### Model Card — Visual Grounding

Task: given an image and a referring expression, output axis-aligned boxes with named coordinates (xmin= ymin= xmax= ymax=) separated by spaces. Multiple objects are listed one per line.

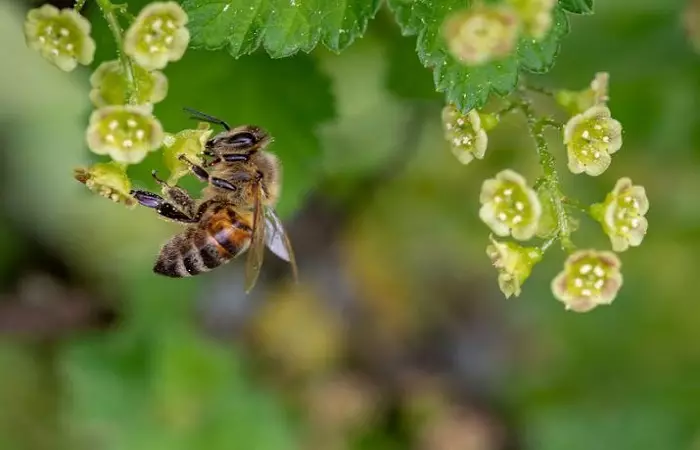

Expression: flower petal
xmin=583 ymin=151 xmax=611 ymax=176
xmin=627 ymin=216 xmax=648 ymax=246
xmin=479 ymin=204 xmax=510 ymax=236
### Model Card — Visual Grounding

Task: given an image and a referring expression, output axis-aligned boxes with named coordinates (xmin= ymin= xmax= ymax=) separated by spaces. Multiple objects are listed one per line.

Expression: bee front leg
xmin=130 ymin=189 xmax=197 ymax=223
xmin=178 ymin=155 xmax=240 ymax=192
xmin=178 ymin=154 xmax=210 ymax=182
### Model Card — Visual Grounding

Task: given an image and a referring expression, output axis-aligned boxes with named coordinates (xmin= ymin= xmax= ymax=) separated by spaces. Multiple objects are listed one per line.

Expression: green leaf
xmin=559 ymin=0 xmax=594 ymax=15
xmin=182 ymin=0 xmax=382 ymax=58
xmin=387 ymin=1 xmax=570 ymax=111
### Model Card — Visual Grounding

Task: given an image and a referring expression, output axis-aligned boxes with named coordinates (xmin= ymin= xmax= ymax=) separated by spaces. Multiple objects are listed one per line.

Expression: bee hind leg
xmin=130 ymin=189 xmax=197 ymax=223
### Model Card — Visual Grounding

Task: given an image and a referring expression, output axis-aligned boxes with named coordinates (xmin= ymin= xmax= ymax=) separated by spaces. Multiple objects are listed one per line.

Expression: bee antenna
xmin=183 ymin=107 xmax=231 ymax=131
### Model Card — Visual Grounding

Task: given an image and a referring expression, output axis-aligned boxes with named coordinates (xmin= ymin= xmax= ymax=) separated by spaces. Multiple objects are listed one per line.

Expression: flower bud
xmin=487 ymin=236 xmax=543 ymax=298
xmin=555 ymin=72 xmax=609 ymax=116
xmin=74 ymin=161 xmax=136 ymax=207
xmin=162 ymin=123 xmax=213 ymax=184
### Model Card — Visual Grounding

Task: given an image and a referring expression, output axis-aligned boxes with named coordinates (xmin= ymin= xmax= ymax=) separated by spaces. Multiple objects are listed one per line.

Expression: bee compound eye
xmin=227 ymin=132 xmax=256 ymax=148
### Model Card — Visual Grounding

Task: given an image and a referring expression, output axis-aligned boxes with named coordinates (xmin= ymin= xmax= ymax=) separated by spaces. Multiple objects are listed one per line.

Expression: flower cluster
xmin=459 ymin=72 xmax=648 ymax=312
xmin=25 ymin=1 xmax=198 ymax=207
xmin=441 ymin=0 xmax=556 ymax=66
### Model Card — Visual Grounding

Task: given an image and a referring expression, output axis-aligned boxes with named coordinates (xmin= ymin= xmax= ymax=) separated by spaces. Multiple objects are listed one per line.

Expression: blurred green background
xmin=1 ymin=0 xmax=700 ymax=449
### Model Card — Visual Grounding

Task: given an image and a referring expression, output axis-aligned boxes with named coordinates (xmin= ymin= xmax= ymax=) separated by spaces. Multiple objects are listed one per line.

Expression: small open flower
xmin=563 ymin=105 xmax=622 ymax=176
xmin=124 ymin=1 xmax=190 ymax=70
xmin=162 ymin=123 xmax=213 ymax=184
xmin=555 ymin=72 xmax=610 ymax=116
xmin=507 ymin=0 xmax=556 ymax=40
xmin=90 ymin=60 xmax=168 ymax=109
xmin=74 ymin=161 xmax=136 ymax=207
xmin=487 ymin=236 xmax=543 ymax=298
xmin=86 ymin=105 xmax=164 ymax=164
xmin=591 ymin=177 xmax=649 ymax=252
xmin=552 ymin=249 xmax=623 ymax=312
xmin=442 ymin=5 xmax=519 ymax=65
xmin=441 ymin=104 xmax=488 ymax=165
xmin=479 ymin=169 xmax=542 ymax=240
xmin=24 ymin=4 xmax=96 ymax=72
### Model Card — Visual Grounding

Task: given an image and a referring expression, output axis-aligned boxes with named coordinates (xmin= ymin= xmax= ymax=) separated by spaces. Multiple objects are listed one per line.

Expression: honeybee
xmin=130 ymin=108 xmax=298 ymax=293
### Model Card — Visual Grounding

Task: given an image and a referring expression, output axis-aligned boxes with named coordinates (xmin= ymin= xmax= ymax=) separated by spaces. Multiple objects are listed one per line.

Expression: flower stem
xmin=74 ymin=0 xmax=88 ymax=12
xmin=95 ymin=0 xmax=138 ymax=104
xmin=517 ymin=92 xmax=575 ymax=252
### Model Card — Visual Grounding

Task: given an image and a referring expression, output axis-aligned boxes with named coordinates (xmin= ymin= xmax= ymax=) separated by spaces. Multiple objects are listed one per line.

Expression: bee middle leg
xmin=178 ymin=155 xmax=238 ymax=192
xmin=151 ymin=170 xmax=197 ymax=217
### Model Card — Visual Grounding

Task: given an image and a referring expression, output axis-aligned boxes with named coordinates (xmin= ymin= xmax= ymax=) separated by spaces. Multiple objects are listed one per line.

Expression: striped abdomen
xmin=153 ymin=208 xmax=252 ymax=278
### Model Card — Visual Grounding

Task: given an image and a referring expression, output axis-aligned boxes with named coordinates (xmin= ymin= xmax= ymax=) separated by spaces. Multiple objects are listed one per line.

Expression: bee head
xmin=182 ymin=107 xmax=272 ymax=159
xmin=203 ymin=125 xmax=272 ymax=157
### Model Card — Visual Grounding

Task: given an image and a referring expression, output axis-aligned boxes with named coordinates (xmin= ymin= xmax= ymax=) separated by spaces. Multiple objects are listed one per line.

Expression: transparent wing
xmin=244 ymin=181 xmax=265 ymax=293
xmin=264 ymin=207 xmax=299 ymax=283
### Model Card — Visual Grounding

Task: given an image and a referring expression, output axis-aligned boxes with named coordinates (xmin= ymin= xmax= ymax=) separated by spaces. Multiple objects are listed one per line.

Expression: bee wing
xmin=264 ymin=207 xmax=299 ymax=283
xmin=244 ymin=180 xmax=266 ymax=293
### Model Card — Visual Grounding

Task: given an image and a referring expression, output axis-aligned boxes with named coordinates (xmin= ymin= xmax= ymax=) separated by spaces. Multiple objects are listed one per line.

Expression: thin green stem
xmin=516 ymin=93 xmax=575 ymax=252
xmin=539 ymin=234 xmax=558 ymax=252
xmin=494 ymin=101 xmax=519 ymax=119
xmin=562 ymin=196 xmax=591 ymax=216
xmin=522 ymin=82 xmax=556 ymax=98
xmin=113 ymin=3 xmax=136 ymax=21
xmin=74 ymin=0 xmax=88 ymax=12
xmin=95 ymin=0 xmax=138 ymax=104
